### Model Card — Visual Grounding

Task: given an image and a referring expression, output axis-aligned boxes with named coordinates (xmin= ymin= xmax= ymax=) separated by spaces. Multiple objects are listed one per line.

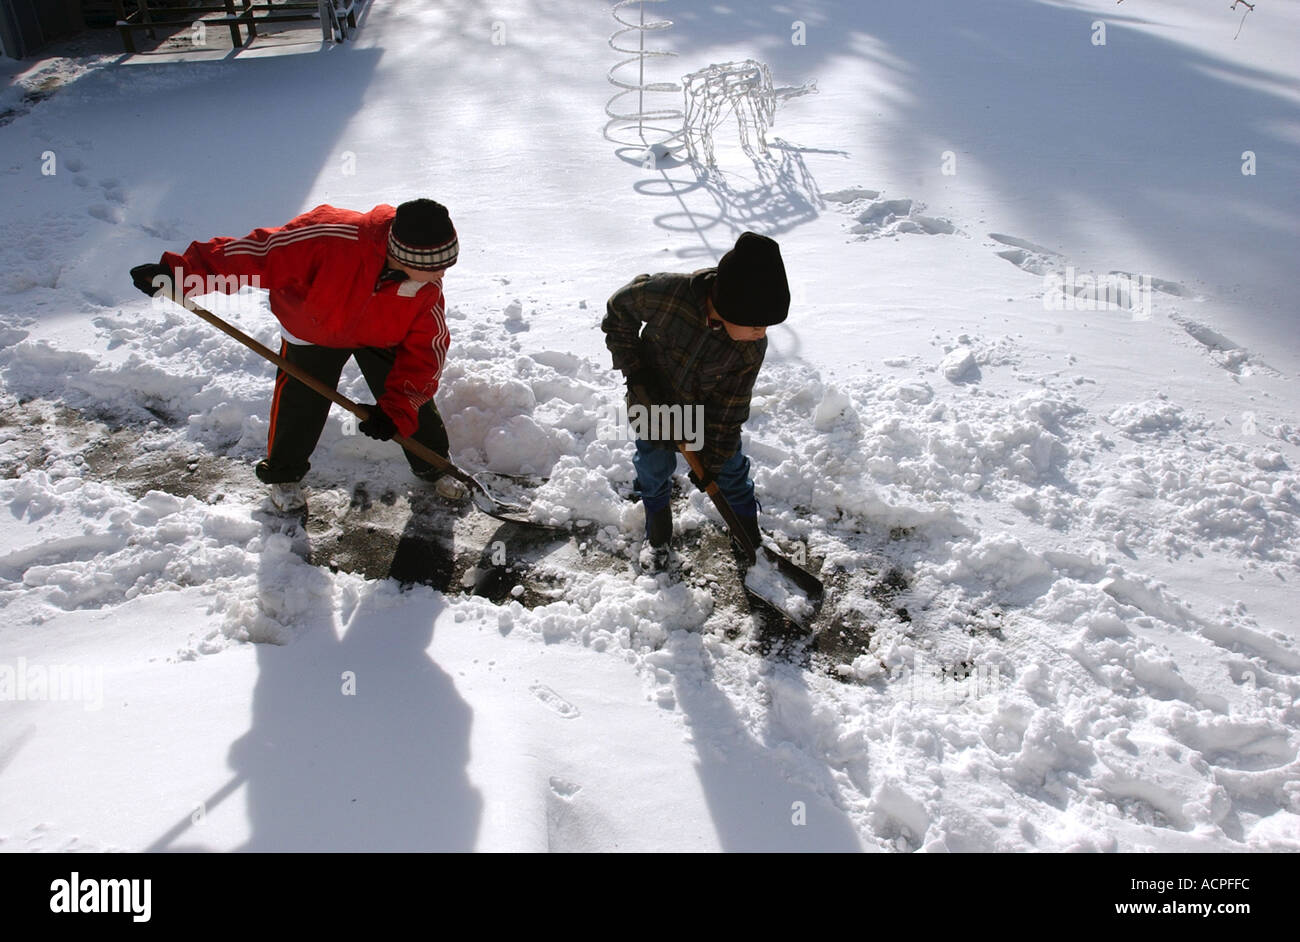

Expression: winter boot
xmin=736 ymin=513 xmax=761 ymax=551
xmin=417 ymin=469 xmax=469 ymax=502
xmin=730 ymin=506 xmax=762 ymax=563
xmin=642 ymin=504 xmax=673 ymax=572
xmin=646 ymin=504 xmax=672 ymax=548
xmin=269 ymin=481 xmax=307 ymax=514
xmin=434 ymin=475 xmax=469 ymax=501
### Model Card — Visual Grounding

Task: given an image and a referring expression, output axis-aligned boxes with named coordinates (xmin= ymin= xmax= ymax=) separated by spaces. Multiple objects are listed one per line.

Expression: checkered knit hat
xmin=388 ymin=199 xmax=458 ymax=271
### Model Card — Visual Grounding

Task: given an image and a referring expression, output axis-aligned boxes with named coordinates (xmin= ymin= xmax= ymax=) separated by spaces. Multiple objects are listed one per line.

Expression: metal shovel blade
xmin=468 ymin=474 xmax=570 ymax=532
xmin=742 ymin=545 xmax=825 ymax=630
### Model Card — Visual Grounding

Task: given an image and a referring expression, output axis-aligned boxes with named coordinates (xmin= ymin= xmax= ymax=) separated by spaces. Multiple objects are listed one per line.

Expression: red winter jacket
xmin=161 ymin=204 xmax=450 ymax=438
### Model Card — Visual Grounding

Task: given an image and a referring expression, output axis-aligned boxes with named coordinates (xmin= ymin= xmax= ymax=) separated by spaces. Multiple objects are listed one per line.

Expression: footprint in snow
xmin=530 ymin=683 xmax=580 ymax=719
xmin=549 ymin=777 xmax=582 ymax=799
xmin=87 ymin=203 xmax=122 ymax=225
xmin=99 ymin=178 xmax=126 ymax=204
xmin=989 ymin=233 xmax=1062 ymax=276
xmin=990 ymin=235 xmax=1195 ymax=313
xmin=824 ymin=188 xmax=956 ymax=239
xmin=1169 ymin=312 xmax=1276 ymax=376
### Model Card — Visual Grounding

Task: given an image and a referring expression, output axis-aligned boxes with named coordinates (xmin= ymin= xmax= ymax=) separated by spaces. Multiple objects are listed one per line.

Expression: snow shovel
xmin=167 ymin=293 xmax=562 ymax=531
xmin=678 ymin=441 xmax=825 ymax=628
xmin=629 ymin=384 xmax=825 ymax=628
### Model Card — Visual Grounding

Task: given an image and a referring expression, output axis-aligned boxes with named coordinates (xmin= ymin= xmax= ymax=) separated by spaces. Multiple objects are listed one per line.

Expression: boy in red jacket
xmin=130 ymin=199 xmax=463 ymax=511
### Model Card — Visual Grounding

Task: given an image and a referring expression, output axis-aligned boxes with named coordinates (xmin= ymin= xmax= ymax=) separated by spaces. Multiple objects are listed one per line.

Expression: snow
xmin=1 ymin=0 xmax=1299 ymax=852
xmin=939 ymin=346 xmax=977 ymax=383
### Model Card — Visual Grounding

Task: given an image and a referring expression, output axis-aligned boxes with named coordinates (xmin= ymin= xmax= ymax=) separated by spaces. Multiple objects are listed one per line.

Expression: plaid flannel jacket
xmin=602 ymin=269 xmax=766 ymax=474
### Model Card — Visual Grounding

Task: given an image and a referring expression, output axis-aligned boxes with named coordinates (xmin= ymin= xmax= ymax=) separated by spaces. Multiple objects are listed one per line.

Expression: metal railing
xmin=109 ymin=0 xmax=362 ymax=53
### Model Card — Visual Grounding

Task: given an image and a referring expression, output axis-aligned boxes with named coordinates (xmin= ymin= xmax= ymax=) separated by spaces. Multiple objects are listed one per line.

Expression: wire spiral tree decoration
xmin=604 ymin=0 xmax=686 ymax=160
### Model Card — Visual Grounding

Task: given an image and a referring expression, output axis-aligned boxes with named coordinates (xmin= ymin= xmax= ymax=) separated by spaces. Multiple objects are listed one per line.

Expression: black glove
xmin=359 ymin=405 xmax=398 ymax=441
xmin=130 ymin=262 xmax=171 ymax=298
xmin=688 ymin=466 xmax=715 ymax=491
xmin=626 ymin=367 xmax=666 ymax=408
xmin=626 ymin=368 xmax=684 ymax=451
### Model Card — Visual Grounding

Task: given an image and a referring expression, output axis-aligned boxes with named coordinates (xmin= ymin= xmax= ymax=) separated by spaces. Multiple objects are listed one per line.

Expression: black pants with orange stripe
xmin=255 ymin=341 xmax=450 ymax=485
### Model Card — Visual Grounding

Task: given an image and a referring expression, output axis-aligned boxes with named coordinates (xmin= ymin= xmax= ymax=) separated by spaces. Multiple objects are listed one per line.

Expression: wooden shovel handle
xmin=171 ymin=291 xmax=469 ymax=484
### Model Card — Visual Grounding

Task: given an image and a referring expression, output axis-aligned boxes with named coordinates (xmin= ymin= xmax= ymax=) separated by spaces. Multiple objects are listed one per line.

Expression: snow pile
xmin=4 ymin=275 xmax=1296 ymax=851
xmin=528 ymin=457 xmax=632 ymax=529
xmin=498 ymin=568 xmax=715 ymax=656
xmin=940 ymin=346 xmax=976 ymax=382
xmin=751 ymin=362 xmax=1079 ymax=511
xmin=1086 ymin=445 xmax=1300 ymax=567
xmin=0 ymin=469 xmax=323 ymax=653
xmin=1 ymin=300 xmax=280 ymax=455
xmin=1107 ymin=398 xmax=1196 ymax=437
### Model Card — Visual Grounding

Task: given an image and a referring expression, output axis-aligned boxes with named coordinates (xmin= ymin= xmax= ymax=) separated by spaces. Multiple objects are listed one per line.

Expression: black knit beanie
xmin=712 ymin=232 xmax=790 ymax=326
xmin=388 ymin=199 xmax=458 ymax=271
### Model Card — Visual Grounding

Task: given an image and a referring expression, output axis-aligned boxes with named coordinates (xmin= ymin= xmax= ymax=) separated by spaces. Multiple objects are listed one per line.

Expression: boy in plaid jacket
xmin=602 ymin=232 xmax=790 ymax=561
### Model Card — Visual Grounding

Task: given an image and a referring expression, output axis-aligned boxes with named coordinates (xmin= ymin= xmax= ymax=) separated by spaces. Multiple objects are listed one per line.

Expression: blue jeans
xmin=633 ymin=438 xmax=757 ymax=516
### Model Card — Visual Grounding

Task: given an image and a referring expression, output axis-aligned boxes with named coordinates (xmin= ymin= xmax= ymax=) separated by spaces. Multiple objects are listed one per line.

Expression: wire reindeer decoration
xmin=681 ymin=60 xmax=817 ymax=170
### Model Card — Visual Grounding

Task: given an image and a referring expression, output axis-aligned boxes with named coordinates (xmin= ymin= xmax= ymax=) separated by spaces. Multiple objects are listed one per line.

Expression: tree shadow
xmin=661 ymin=0 xmax=1300 ymax=355
xmin=0 ymin=40 xmax=385 ymax=321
